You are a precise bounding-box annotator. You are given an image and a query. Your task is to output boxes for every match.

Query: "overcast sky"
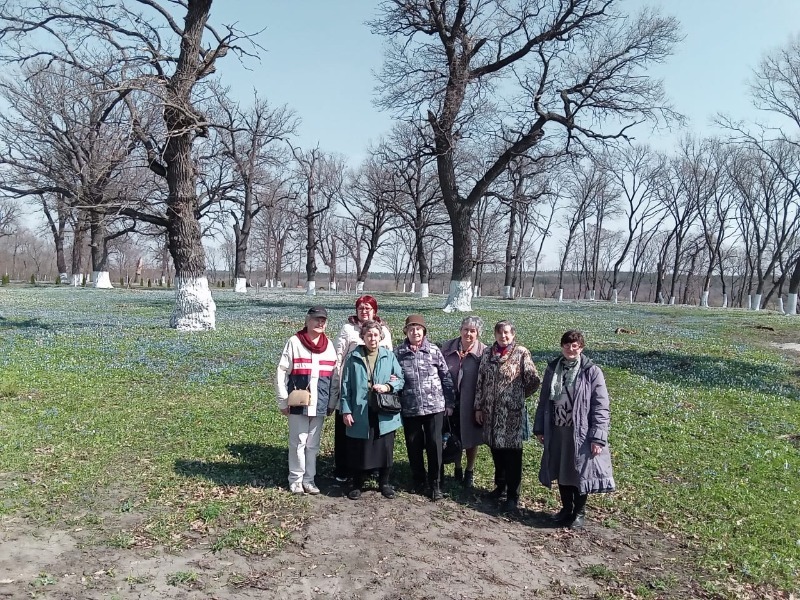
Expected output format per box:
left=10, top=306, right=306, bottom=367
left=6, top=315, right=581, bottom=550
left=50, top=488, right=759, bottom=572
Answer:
left=212, top=0, right=800, bottom=163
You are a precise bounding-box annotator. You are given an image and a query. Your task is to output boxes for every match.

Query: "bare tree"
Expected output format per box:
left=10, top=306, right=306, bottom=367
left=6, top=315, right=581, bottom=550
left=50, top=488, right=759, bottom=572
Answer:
left=372, top=0, right=681, bottom=311
left=0, top=0, right=259, bottom=329
left=0, top=198, right=19, bottom=240
left=289, top=146, right=345, bottom=295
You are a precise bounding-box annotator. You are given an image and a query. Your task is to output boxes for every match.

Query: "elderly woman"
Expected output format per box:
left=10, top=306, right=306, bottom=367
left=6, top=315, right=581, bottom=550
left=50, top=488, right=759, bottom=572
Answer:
left=474, top=320, right=540, bottom=511
left=340, top=320, right=404, bottom=500
left=395, top=314, right=456, bottom=501
left=534, top=330, right=615, bottom=529
left=441, top=315, right=487, bottom=488
left=275, top=306, right=339, bottom=495
left=333, top=295, right=393, bottom=482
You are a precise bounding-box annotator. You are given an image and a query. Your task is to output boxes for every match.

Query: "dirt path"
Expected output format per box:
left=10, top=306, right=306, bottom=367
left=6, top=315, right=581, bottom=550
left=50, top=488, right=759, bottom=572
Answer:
left=0, top=481, right=706, bottom=600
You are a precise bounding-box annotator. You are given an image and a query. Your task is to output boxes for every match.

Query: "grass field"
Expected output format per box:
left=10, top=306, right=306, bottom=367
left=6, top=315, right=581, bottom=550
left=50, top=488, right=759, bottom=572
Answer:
left=1, top=285, right=799, bottom=594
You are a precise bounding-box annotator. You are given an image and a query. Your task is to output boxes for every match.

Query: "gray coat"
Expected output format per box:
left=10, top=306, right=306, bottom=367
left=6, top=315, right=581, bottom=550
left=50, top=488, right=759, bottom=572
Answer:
left=533, top=355, right=615, bottom=495
left=441, top=337, right=487, bottom=449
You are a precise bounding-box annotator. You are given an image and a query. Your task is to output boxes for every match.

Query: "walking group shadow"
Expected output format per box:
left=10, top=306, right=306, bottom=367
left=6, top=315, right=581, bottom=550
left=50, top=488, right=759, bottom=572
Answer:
left=174, top=442, right=558, bottom=530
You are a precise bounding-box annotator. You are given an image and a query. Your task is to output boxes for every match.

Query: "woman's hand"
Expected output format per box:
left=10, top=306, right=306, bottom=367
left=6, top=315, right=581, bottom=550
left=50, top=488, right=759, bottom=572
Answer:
left=590, top=442, right=603, bottom=457
left=372, top=383, right=390, bottom=393
left=474, top=410, right=484, bottom=425
left=342, top=413, right=354, bottom=427
left=445, top=407, right=453, bottom=417
left=535, top=434, right=544, bottom=444
left=280, top=407, right=290, bottom=416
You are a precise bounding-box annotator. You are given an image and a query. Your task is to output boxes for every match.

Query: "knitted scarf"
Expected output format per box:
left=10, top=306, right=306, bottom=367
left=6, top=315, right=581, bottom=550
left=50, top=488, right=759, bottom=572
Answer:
left=550, top=354, right=581, bottom=400
left=296, top=328, right=329, bottom=353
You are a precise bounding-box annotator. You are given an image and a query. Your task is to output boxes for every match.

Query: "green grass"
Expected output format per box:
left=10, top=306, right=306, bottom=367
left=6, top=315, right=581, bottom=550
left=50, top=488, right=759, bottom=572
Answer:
left=2, top=285, right=799, bottom=592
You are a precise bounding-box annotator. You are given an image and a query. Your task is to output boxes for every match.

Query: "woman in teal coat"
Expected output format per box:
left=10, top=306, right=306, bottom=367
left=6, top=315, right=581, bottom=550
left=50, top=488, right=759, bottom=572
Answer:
left=340, top=320, right=405, bottom=500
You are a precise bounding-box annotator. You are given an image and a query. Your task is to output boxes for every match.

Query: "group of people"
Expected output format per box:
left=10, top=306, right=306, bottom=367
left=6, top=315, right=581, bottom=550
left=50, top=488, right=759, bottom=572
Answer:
left=275, top=296, right=615, bottom=529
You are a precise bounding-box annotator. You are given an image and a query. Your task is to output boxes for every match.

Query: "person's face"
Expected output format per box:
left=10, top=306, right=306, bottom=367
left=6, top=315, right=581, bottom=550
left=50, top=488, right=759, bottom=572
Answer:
left=356, top=303, right=375, bottom=323
left=363, top=327, right=381, bottom=350
left=494, top=325, right=515, bottom=347
left=460, top=325, right=479, bottom=348
left=306, top=315, right=327, bottom=335
left=561, top=340, right=584, bottom=360
left=406, top=324, right=425, bottom=345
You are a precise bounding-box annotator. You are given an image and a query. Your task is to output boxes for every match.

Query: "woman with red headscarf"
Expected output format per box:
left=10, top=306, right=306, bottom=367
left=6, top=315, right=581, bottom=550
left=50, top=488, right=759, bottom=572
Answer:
left=332, top=295, right=393, bottom=482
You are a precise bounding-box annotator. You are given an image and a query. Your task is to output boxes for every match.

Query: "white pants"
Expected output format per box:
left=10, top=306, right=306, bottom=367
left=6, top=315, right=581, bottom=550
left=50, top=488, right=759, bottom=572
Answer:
left=288, top=414, right=325, bottom=485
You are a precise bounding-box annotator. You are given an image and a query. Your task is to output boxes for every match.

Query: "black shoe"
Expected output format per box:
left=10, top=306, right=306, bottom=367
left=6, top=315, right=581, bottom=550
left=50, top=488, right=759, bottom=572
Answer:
left=569, top=512, right=586, bottom=529
left=380, top=484, right=396, bottom=499
left=486, top=486, right=506, bottom=499
left=412, top=481, right=428, bottom=495
left=347, top=488, right=362, bottom=500
left=462, top=470, right=474, bottom=489
left=502, top=498, right=519, bottom=512
left=551, top=507, right=573, bottom=525
left=430, top=483, right=444, bottom=502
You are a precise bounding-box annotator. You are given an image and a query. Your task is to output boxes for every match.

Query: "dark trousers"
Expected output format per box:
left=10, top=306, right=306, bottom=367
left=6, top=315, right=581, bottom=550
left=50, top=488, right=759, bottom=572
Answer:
left=402, top=412, right=444, bottom=485
left=334, top=411, right=349, bottom=478
left=490, top=447, right=523, bottom=501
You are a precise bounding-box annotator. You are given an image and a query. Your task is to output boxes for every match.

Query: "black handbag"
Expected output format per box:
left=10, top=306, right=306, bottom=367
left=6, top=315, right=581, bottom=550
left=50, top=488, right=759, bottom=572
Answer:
left=442, top=415, right=462, bottom=464
left=375, top=391, right=401, bottom=414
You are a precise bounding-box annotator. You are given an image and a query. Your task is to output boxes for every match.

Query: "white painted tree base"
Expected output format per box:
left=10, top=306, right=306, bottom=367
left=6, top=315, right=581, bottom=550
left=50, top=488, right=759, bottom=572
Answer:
left=355, top=281, right=365, bottom=293
left=234, top=277, right=247, bottom=293
left=722, top=293, right=728, bottom=308
left=669, top=296, right=675, bottom=305
left=170, top=276, right=216, bottom=331
left=93, top=271, right=113, bottom=289
left=306, top=280, right=316, bottom=296
left=786, top=293, right=798, bottom=315
left=558, top=289, right=563, bottom=302
left=329, top=280, right=336, bottom=291
left=71, top=274, right=81, bottom=287
left=59, top=273, right=68, bottom=284
left=700, top=291, right=709, bottom=307
left=502, top=285, right=512, bottom=299
left=612, top=289, right=618, bottom=304
left=420, top=282, right=429, bottom=298
left=442, top=279, right=472, bottom=312
left=752, top=293, right=762, bottom=311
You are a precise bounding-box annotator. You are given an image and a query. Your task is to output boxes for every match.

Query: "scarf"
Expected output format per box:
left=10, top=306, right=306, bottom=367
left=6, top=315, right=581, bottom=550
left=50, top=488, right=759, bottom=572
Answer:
left=550, top=354, right=581, bottom=400
left=490, top=341, right=513, bottom=362
left=296, top=328, right=329, bottom=353
left=347, top=314, right=385, bottom=326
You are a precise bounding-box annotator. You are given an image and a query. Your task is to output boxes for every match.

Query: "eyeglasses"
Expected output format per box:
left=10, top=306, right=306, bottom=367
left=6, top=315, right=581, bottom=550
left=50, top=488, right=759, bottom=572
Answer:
left=561, top=342, right=582, bottom=349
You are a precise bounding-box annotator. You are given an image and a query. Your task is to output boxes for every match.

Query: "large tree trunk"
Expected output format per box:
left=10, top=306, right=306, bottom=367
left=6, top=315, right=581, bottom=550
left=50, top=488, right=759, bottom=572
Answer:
left=89, top=211, right=113, bottom=289
left=442, top=201, right=473, bottom=312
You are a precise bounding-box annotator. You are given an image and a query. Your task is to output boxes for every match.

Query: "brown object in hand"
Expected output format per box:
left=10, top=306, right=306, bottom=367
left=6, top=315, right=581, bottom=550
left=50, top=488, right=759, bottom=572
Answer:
left=287, top=388, right=311, bottom=407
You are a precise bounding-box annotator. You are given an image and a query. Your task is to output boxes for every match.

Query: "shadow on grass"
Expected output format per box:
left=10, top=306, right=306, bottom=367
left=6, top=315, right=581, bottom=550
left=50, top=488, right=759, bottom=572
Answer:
left=588, top=348, right=800, bottom=401
left=0, top=316, right=54, bottom=330
left=174, top=443, right=288, bottom=488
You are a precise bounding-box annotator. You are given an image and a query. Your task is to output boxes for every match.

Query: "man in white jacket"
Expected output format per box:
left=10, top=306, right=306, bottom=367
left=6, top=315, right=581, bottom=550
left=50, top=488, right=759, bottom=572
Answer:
left=275, top=306, right=339, bottom=494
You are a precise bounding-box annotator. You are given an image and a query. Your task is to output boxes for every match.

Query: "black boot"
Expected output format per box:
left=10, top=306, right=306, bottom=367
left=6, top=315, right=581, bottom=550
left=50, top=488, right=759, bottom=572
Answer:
left=454, top=465, right=463, bottom=482
left=462, top=470, right=474, bottom=489
left=569, top=491, right=588, bottom=529
left=552, top=484, right=575, bottom=525
left=379, top=467, right=395, bottom=499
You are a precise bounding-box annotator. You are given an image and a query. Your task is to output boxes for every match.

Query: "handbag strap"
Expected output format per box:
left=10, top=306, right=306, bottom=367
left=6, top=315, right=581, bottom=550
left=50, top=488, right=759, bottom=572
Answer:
left=362, top=347, right=375, bottom=385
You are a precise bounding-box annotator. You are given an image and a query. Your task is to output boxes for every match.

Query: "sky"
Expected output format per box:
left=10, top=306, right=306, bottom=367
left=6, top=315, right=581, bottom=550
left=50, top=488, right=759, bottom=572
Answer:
left=211, top=0, right=800, bottom=163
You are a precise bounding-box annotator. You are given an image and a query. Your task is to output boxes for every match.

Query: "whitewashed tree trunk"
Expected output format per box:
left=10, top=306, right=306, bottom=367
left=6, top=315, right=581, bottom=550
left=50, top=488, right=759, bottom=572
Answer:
left=511, top=286, right=516, bottom=298
left=234, top=277, right=247, bottom=293
left=410, top=282, right=416, bottom=293
left=786, top=293, right=798, bottom=315
left=752, top=293, right=762, bottom=311
left=355, top=281, right=365, bottom=293
left=93, top=271, right=113, bottom=289
left=442, top=279, right=473, bottom=312
left=669, top=296, right=675, bottom=305
left=276, top=280, right=283, bottom=288
left=558, top=288, right=563, bottom=302
left=59, top=272, right=68, bottom=284
left=657, top=292, right=663, bottom=304
left=629, top=291, right=634, bottom=304
left=402, top=283, right=407, bottom=293
left=420, top=282, right=430, bottom=298
left=71, top=274, right=81, bottom=287
left=700, top=291, right=709, bottom=307
left=502, top=285, right=512, bottom=299
left=474, top=287, right=480, bottom=297
left=329, top=280, right=337, bottom=291
left=747, top=294, right=752, bottom=310
left=612, top=288, right=618, bottom=304
left=779, top=298, right=785, bottom=314
left=722, top=293, right=728, bottom=308
left=170, top=276, right=216, bottom=331
left=306, top=280, right=316, bottom=296
left=590, top=289, right=596, bottom=301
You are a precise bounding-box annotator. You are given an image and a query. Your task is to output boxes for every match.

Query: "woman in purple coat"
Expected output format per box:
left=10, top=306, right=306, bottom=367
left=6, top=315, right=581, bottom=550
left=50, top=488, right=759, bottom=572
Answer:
left=534, top=330, right=615, bottom=529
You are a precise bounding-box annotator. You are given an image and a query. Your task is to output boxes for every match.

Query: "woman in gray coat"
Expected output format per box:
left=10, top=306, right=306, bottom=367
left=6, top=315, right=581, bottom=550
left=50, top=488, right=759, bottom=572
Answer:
left=534, top=330, right=615, bottom=529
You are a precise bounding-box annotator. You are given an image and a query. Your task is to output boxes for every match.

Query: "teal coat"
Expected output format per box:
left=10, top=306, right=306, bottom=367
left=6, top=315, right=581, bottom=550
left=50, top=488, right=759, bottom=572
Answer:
left=340, top=346, right=405, bottom=440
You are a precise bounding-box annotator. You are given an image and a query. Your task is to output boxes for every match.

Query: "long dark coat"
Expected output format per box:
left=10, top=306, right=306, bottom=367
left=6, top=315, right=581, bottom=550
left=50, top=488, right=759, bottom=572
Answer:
left=473, top=344, right=540, bottom=449
left=533, top=355, right=615, bottom=495
left=441, top=337, right=487, bottom=449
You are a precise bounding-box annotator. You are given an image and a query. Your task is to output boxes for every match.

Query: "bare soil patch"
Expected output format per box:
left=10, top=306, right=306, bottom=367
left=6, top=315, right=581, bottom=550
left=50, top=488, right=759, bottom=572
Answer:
left=0, top=480, right=708, bottom=600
